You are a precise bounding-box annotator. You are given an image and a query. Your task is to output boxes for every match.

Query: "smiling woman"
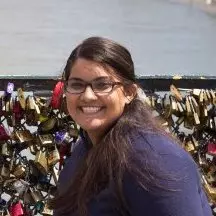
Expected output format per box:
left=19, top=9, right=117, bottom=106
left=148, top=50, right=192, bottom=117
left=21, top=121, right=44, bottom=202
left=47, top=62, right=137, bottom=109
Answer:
left=52, top=37, right=212, bottom=216
left=64, top=58, right=136, bottom=145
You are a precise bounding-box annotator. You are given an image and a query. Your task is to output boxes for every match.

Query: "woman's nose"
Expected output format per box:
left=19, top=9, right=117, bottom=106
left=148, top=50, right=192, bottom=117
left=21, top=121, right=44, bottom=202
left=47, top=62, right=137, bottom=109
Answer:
left=80, top=85, right=97, bottom=101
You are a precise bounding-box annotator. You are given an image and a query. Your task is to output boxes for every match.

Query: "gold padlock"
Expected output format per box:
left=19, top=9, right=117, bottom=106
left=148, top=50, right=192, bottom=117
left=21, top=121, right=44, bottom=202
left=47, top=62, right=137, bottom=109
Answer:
left=0, top=163, right=10, bottom=179
left=17, top=88, right=26, bottom=109
left=188, top=96, right=200, bottom=125
left=13, top=164, right=26, bottom=178
left=163, top=94, right=172, bottom=118
left=170, top=84, right=183, bottom=101
left=210, top=89, right=216, bottom=105
left=199, top=89, right=204, bottom=104
left=48, top=145, right=60, bottom=166
left=4, top=97, right=13, bottom=114
left=202, top=174, right=216, bottom=201
left=29, top=187, right=43, bottom=203
left=184, top=138, right=196, bottom=154
left=14, top=129, right=33, bottom=143
left=38, top=134, right=54, bottom=147
left=1, top=142, right=12, bottom=157
left=39, top=117, right=57, bottom=133
left=26, top=96, right=36, bottom=110
left=23, top=189, right=35, bottom=205
left=192, top=88, right=201, bottom=97
left=185, top=96, right=192, bottom=117
left=35, top=150, right=48, bottom=175
left=52, top=166, right=59, bottom=185
left=41, top=202, right=53, bottom=215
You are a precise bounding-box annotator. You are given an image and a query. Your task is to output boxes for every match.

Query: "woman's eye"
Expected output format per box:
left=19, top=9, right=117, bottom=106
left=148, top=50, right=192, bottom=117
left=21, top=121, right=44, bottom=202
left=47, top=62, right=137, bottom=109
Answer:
left=94, top=82, right=111, bottom=90
left=70, top=82, right=84, bottom=89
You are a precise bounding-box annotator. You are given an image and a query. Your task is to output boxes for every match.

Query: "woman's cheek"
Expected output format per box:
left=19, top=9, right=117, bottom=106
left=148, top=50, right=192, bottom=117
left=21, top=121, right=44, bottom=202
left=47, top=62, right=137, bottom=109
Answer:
left=66, top=97, right=77, bottom=116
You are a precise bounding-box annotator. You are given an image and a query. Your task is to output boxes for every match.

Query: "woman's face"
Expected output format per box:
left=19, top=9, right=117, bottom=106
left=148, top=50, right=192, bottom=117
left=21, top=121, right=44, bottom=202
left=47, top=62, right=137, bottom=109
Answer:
left=65, top=58, right=135, bottom=143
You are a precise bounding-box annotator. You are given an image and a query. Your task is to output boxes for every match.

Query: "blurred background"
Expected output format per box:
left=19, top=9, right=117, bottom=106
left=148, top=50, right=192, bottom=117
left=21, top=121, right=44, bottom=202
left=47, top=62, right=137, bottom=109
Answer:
left=0, top=0, right=216, bottom=77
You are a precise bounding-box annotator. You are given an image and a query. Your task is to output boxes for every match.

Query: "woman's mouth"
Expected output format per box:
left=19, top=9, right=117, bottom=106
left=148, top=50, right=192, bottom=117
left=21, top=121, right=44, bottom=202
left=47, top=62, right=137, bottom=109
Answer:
left=80, top=106, right=104, bottom=114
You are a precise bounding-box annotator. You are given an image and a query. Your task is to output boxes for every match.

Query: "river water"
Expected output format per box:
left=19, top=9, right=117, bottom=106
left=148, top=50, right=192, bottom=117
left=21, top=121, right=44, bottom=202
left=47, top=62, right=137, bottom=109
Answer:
left=0, top=0, right=216, bottom=77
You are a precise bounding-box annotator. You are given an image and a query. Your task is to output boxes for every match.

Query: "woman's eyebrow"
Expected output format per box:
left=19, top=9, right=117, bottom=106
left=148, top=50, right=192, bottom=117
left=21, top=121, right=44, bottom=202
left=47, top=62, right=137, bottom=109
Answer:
left=68, top=77, right=84, bottom=81
left=69, top=76, right=111, bottom=82
left=93, top=76, right=112, bottom=81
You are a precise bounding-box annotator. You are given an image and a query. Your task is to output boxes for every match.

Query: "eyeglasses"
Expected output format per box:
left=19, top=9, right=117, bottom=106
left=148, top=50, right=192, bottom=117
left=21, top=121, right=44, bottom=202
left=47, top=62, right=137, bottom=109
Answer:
left=64, top=78, right=122, bottom=94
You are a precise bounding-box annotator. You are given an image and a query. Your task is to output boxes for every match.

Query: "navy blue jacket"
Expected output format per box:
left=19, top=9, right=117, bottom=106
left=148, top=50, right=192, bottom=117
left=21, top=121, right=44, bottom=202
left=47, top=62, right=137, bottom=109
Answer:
left=54, top=131, right=212, bottom=216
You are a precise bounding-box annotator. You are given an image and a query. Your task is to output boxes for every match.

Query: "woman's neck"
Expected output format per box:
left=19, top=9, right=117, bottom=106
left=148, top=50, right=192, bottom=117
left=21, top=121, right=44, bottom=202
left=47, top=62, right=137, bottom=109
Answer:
left=87, top=131, right=103, bottom=146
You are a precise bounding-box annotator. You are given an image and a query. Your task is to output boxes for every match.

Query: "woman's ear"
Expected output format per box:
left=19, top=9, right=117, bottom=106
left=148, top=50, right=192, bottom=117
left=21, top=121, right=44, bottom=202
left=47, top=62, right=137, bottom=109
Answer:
left=124, top=84, right=138, bottom=104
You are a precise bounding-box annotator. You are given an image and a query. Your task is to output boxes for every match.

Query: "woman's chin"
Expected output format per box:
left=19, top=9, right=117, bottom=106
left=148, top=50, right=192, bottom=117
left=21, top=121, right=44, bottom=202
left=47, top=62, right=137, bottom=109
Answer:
left=80, top=121, right=105, bottom=132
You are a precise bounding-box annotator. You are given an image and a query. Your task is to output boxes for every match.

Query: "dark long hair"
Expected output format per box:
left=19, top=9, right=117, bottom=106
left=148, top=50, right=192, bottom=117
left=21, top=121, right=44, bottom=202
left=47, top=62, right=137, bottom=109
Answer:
left=53, top=37, right=177, bottom=215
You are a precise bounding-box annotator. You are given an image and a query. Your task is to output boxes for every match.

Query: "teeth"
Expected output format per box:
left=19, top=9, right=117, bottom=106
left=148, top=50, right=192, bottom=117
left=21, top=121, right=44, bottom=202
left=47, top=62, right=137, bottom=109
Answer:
left=81, top=107, right=102, bottom=113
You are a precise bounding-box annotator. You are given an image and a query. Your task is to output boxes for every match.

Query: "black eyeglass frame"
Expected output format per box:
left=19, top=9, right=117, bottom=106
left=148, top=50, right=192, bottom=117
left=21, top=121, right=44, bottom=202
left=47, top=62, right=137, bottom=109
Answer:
left=64, top=79, right=123, bottom=94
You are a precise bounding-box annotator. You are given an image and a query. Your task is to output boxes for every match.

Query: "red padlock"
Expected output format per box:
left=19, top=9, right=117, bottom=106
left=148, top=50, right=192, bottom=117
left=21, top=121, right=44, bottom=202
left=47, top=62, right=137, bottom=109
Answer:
left=13, top=98, right=24, bottom=123
left=9, top=201, right=24, bottom=216
left=0, top=125, right=10, bottom=141
left=50, top=81, right=64, bottom=109
left=207, top=142, right=216, bottom=156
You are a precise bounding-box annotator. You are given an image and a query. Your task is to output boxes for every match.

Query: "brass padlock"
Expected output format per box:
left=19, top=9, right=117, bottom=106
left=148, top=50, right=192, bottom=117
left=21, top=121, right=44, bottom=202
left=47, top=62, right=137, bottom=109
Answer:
left=25, top=95, right=39, bottom=126
left=162, top=94, right=172, bottom=118
left=48, top=145, right=60, bottom=166
left=206, top=89, right=212, bottom=104
left=14, top=129, right=33, bottom=144
left=170, top=84, right=183, bottom=102
left=185, top=96, right=192, bottom=117
left=33, top=97, right=41, bottom=115
left=29, top=187, right=43, bottom=203
left=26, top=95, right=36, bottom=110
left=38, top=117, right=58, bottom=133
left=192, top=88, right=201, bottom=97
left=41, top=202, right=53, bottom=215
left=201, top=104, right=208, bottom=119
left=189, top=96, right=200, bottom=125
left=210, top=89, right=216, bottom=105
left=13, top=164, right=26, bottom=178
left=4, top=97, right=13, bottom=114
left=191, top=135, right=199, bottom=149
left=52, top=166, right=59, bottom=185
left=199, top=89, right=204, bottom=104
left=35, top=150, right=48, bottom=175
left=190, top=96, right=200, bottom=116
left=170, top=95, right=178, bottom=115
left=203, top=90, right=210, bottom=105
left=38, top=134, right=54, bottom=147
left=17, top=88, right=26, bottom=110
left=23, top=189, right=35, bottom=205
left=1, top=142, right=12, bottom=157
left=176, top=101, right=184, bottom=115
left=0, top=163, right=10, bottom=179
left=202, top=174, right=216, bottom=201
left=184, top=138, right=196, bottom=154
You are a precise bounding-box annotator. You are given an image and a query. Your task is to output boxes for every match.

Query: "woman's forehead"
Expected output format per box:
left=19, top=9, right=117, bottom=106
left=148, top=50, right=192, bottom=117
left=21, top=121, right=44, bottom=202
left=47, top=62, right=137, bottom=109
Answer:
left=69, top=58, right=120, bottom=80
